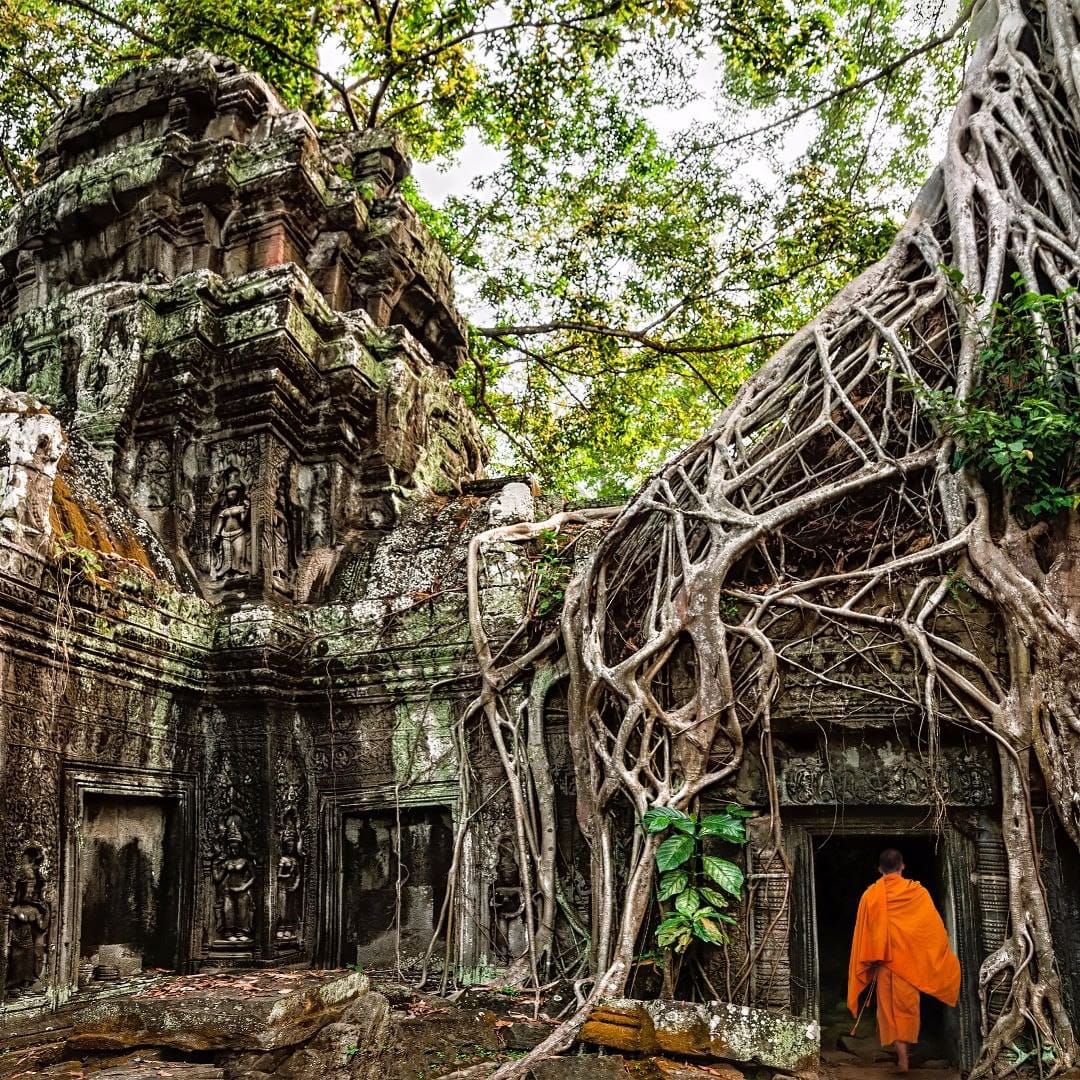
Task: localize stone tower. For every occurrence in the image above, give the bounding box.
[0,53,535,1003]
[0,50,486,606]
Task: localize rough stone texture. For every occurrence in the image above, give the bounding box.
[647,1061,746,1080]
[0,51,526,1021]
[580,1000,819,1071]
[42,1061,224,1079]
[220,979,394,1079]
[67,970,371,1052]
[0,388,64,550]
[525,1058,636,1080]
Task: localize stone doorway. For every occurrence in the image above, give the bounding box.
[782,813,984,1072]
[78,795,184,976]
[812,833,950,1065]
[59,766,196,994]
[339,806,453,971]
[316,785,463,972]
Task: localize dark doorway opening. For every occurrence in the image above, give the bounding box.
[78,795,183,972]
[341,806,453,970]
[813,833,952,1065]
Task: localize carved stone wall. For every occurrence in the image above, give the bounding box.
[777,742,997,807]
[0,52,514,1010]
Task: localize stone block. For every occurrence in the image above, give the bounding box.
[96,944,143,977]
[65,970,373,1053]
[579,999,819,1072]
[648,1059,746,1080]
[500,1020,551,1050]
[488,481,535,525]
[527,1056,634,1079]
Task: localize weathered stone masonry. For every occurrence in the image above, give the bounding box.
[0,50,528,1009]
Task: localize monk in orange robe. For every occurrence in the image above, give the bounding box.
[848,848,960,1071]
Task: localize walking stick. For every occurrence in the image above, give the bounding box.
[850,969,879,1037]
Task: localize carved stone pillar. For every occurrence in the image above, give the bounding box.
[747,818,792,1011]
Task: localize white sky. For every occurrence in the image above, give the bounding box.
[320,35,824,207]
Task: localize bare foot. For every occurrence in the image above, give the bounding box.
[895,1041,910,1073]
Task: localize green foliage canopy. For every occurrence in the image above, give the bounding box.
[0,0,970,495]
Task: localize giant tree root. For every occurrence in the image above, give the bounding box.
[470,4,1080,1078]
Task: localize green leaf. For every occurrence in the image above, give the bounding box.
[642,806,695,835]
[674,887,701,916]
[692,911,729,945]
[724,803,754,819]
[702,856,744,897]
[656,913,692,951]
[670,815,698,836]
[699,813,747,843]
[699,886,728,908]
[656,833,696,871]
[657,870,689,901]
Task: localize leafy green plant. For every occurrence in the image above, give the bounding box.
[642,803,751,955]
[532,528,571,618]
[923,272,1080,518]
[719,593,741,621]
[54,535,104,583]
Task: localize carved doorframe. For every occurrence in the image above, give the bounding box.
[777,810,983,1071]
[59,763,198,996]
[315,781,460,969]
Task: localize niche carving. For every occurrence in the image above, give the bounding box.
[209,468,252,584]
[5,846,50,998]
[275,806,303,945]
[212,815,256,945]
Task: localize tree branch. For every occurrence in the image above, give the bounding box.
[723,0,974,147]
[477,320,786,356]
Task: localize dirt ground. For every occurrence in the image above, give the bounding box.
[0,972,966,1080]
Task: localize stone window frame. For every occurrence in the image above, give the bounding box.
[58,763,198,998]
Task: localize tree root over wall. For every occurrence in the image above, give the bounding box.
[457,3,1080,1077]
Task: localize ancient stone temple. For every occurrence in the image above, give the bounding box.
[0,50,518,1005]
[2,50,1080,1080]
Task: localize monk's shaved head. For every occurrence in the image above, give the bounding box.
[879,848,904,873]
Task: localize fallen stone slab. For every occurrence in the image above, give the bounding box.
[499,1019,553,1050]
[64,970,371,1054]
[42,1064,225,1079]
[820,1049,860,1066]
[526,1056,634,1079]
[579,998,819,1071]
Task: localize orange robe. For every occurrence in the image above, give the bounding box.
[847,873,960,1047]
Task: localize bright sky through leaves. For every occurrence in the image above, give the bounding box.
[3,0,968,497]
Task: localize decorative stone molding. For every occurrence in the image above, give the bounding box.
[778,742,996,806]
